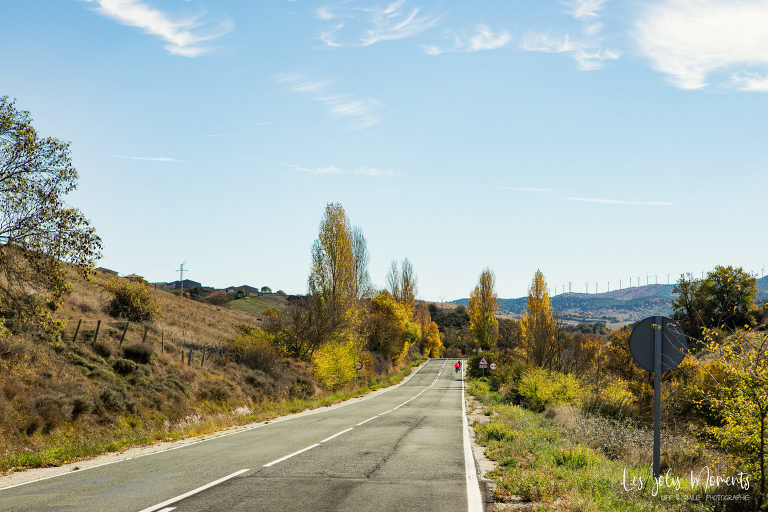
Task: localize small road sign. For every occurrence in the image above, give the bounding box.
[355,361,363,370]
[478,356,488,368]
[489,362,497,371]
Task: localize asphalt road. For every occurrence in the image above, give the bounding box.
[0,359,482,512]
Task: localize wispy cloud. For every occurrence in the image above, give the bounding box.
[82,0,232,57]
[284,163,399,177]
[316,0,439,48]
[568,197,674,206]
[423,25,511,56]
[276,73,382,129]
[634,0,768,91]
[563,0,607,20]
[115,155,179,162]
[523,0,619,70]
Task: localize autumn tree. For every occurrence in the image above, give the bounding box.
[421,321,444,358]
[0,97,102,336]
[386,258,417,311]
[308,203,371,319]
[700,329,768,509]
[519,270,558,368]
[468,268,498,350]
[367,292,420,366]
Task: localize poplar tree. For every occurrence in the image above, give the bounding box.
[468,268,498,350]
[519,270,558,368]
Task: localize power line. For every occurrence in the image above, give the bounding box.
[176,262,189,297]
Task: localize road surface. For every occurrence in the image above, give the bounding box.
[0,359,482,512]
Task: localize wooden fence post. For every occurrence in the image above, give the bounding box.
[119,321,129,347]
[141,326,149,344]
[187,349,193,366]
[181,350,184,364]
[93,320,101,345]
[72,319,82,343]
[161,332,164,353]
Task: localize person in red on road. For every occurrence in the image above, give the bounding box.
[454,361,461,373]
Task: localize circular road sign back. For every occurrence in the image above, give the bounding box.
[629,316,688,373]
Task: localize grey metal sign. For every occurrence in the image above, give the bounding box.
[629,315,689,480]
[629,316,687,373]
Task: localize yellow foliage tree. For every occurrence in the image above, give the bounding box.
[468,268,498,350]
[312,339,359,390]
[422,321,444,358]
[519,270,558,368]
[367,292,420,366]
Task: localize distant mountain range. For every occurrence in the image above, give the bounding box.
[452,277,768,325]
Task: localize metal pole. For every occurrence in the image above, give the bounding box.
[72,319,82,343]
[653,316,662,479]
[119,321,129,346]
[93,319,101,345]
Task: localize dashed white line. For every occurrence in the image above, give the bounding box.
[263,444,320,468]
[320,428,354,443]
[356,415,379,426]
[136,469,249,512]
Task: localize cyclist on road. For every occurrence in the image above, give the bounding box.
[454,361,461,373]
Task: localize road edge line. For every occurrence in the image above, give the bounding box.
[462,365,484,512]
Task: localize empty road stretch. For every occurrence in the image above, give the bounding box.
[0,359,483,512]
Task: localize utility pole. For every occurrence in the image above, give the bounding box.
[176,262,189,297]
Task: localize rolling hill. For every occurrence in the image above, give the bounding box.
[452,277,768,325]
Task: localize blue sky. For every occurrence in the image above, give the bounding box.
[2,0,767,300]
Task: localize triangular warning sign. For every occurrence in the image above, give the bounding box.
[479,356,487,365]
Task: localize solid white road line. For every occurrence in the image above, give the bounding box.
[462,366,483,512]
[136,469,249,512]
[156,508,176,512]
[263,444,320,468]
[320,428,354,443]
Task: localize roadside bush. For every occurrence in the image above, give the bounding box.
[106,278,160,323]
[514,368,582,412]
[123,343,153,364]
[312,339,357,390]
[230,328,279,371]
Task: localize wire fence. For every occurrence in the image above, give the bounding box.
[59,317,242,368]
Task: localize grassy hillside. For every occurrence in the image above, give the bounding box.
[0,268,420,474]
[228,295,289,315]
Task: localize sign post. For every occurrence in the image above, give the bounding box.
[478,356,488,377]
[628,316,688,479]
[489,361,497,387]
[355,361,362,381]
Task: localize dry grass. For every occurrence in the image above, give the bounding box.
[0,268,423,474]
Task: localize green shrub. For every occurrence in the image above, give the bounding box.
[553,445,593,469]
[477,420,519,442]
[106,278,160,323]
[123,344,153,364]
[515,368,582,412]
[112,358,137,375]
[93,341,115,358]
